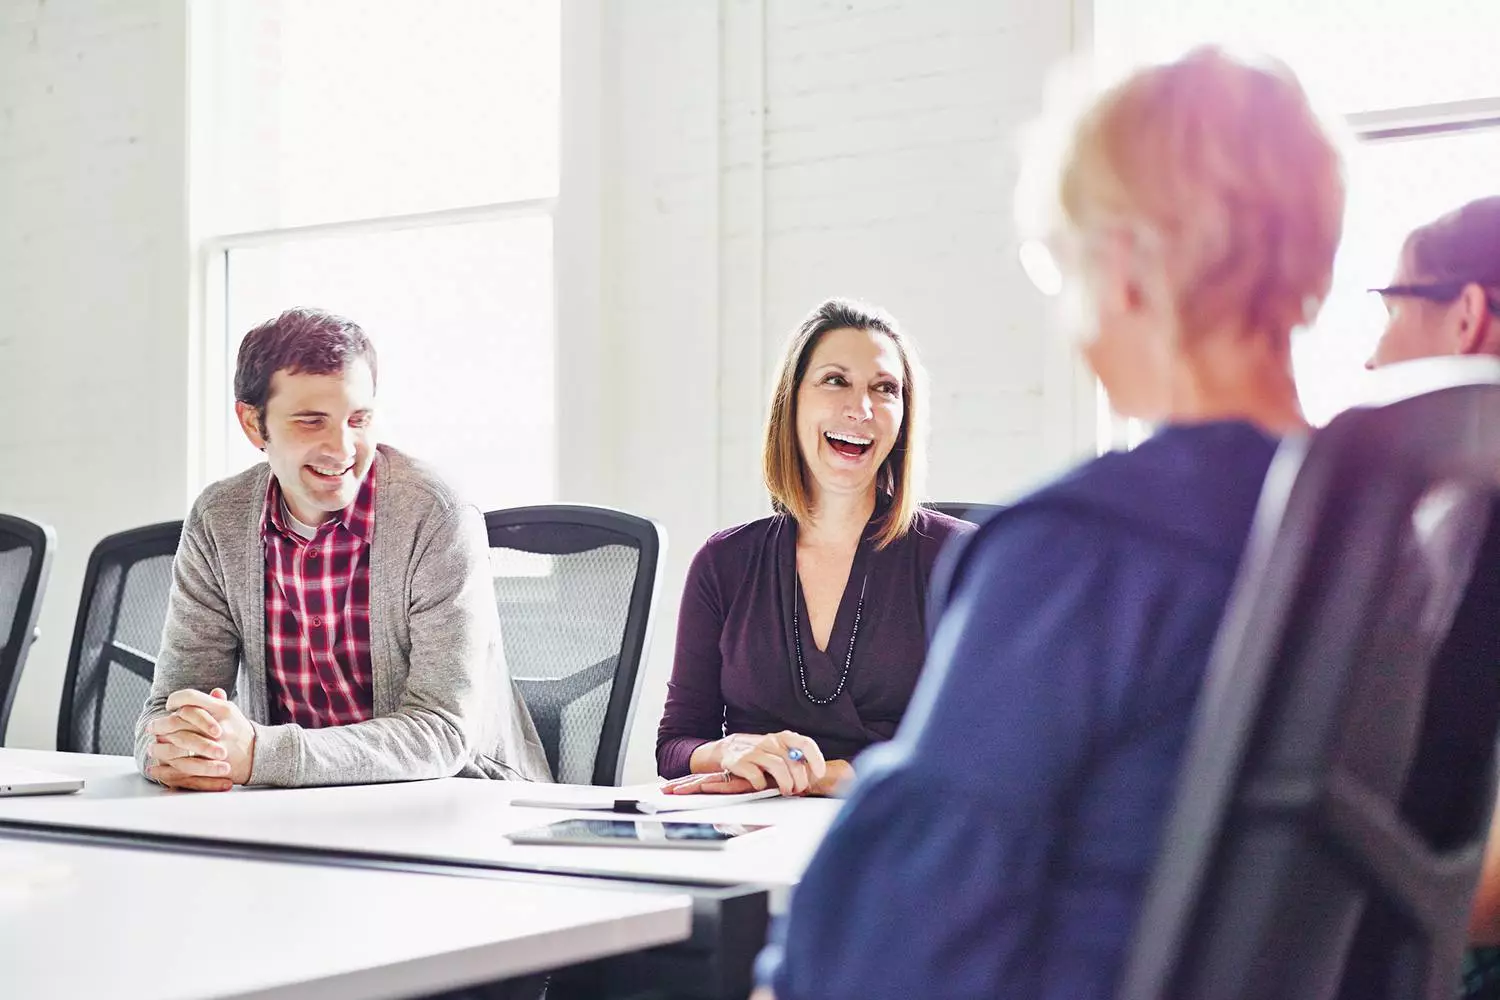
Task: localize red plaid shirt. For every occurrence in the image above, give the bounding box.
[261,465,376,728]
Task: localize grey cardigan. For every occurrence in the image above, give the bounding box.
[133,445,552,786]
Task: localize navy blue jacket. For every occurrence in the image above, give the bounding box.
[758,422,1278,1000]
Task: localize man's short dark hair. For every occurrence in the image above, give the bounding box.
[1404,196,1500,288]
[234,308,378,433]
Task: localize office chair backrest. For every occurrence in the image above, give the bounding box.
[484,505,664,785]
[1120,382,1500,1000]
[0,514,55,742]
[924,501,1002,524]
[57,521,182,755]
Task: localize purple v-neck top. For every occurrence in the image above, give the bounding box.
[655,498,975,778]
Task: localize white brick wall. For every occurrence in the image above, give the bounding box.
[582,0,728,779]
[759,0,1091,517]
[0,0,190,748]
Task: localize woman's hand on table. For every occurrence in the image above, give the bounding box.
[665,730,826,795]
[662,734,854,797]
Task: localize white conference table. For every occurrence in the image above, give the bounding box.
[0,749,842,911]
[0,833,691,1000]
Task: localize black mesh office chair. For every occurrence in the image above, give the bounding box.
[56,521,182,755]
[0,514,55,742]
[1120,382,1500,1000]
[924,501,1002,524]
[484,505,664,785]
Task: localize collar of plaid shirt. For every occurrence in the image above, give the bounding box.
[260,461,378,727]
[262,465,377,545]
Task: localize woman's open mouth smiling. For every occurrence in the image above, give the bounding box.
[825,431,873,460]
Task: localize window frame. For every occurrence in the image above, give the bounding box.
[185,0,567,498]
[194,197,558,489]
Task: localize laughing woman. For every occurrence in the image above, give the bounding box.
[656,298,974,796]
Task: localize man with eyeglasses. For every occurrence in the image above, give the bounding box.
[1367,196,1500,369]
[1365,196,1500,1000]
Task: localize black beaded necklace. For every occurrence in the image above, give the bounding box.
[793,573,869,705]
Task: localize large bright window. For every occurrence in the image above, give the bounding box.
[1093,0,1500,427]
[196,0,560,510]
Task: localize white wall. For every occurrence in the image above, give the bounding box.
[759,0,1091,508]
[0,0,191,748]
[580,0,1087,780]
[0,0,1086,766]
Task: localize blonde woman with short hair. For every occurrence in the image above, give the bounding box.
[656,298,973,796]
[754,48,1345,999]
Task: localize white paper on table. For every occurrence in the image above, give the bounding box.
[510,784,782,814]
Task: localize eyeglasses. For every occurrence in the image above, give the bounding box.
[1019,240,1064,297]
[1019,222,1163,299]
[1370,282,1500,317]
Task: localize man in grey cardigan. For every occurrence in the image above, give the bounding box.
[135,307,551,789]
